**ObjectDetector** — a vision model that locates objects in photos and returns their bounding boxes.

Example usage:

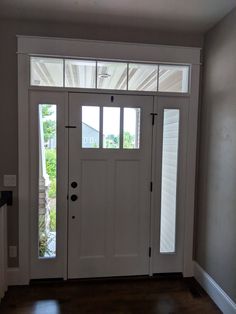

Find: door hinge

[150,113,158,125]
[150,181,153,192]
[65,125,77,128]
[67,195,69,200]
[149,247,152,257]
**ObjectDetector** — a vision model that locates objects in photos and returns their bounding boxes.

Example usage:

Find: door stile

[149,95,158,276]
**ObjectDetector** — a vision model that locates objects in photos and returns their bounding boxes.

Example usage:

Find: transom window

[30,57,190,93]
[82,106,141,149]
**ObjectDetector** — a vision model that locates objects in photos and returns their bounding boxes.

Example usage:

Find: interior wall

[0,17,203,268]
[196,7,236,302]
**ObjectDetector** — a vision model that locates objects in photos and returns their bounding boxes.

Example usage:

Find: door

[68,93,153,278]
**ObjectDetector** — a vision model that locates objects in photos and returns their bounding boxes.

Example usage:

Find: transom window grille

[31,57,190,93]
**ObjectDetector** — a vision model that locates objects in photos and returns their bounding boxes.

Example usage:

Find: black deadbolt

[71,181,78,188]
[71,194,78,201]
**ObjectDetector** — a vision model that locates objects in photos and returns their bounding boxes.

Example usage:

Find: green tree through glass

[105,132,134,148]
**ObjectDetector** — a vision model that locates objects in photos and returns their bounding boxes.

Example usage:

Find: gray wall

[0,18,203,267]
[196,8,236,302]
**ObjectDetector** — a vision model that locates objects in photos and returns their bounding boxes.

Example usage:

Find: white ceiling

[0,0,236,33]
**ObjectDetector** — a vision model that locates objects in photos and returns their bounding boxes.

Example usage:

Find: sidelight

[160,109,180,253]
[38,104,57,258]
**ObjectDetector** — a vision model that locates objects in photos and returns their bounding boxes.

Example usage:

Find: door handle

[71,194,78,201]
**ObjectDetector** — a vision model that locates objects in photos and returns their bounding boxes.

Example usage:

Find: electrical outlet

[9,246,17,258]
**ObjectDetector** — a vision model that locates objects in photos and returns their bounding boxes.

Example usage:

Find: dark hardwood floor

[0,277,221,314]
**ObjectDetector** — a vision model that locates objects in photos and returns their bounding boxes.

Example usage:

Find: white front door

[68,93,153,278]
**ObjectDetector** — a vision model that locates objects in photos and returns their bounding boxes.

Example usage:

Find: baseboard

[194,262,236,314]
[7,268,28,286]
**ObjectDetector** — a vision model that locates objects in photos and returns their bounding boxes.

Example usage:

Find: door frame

[14,36,200,285]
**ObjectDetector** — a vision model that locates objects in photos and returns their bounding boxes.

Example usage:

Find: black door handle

[71,194,78,201]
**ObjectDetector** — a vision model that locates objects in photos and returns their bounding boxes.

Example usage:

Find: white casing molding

[15,36,201,284]
[194,262,236,314]
[17,36,201,65]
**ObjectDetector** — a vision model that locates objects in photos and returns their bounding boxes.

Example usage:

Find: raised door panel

[113,160,140,257]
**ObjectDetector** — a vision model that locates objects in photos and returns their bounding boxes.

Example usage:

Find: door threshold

[153,272,183,279]
[68,275,149,283]
[67,273,183,283]
[29,273,183,285]
[30,278,64,285]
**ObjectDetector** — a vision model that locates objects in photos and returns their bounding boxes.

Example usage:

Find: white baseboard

[7,268,28,286]
[194,262,236,314]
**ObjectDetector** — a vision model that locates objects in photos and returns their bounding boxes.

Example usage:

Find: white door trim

[17,36,201,65]
[17,37,200,284]
[18,53,31,285]
[183,64,200,277]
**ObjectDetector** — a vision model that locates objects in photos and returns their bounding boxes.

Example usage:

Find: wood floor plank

[0,277,221,313]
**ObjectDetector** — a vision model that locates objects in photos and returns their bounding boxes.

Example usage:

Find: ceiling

[0,0,236,34]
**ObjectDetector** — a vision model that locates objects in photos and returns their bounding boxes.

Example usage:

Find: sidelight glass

[31,57,63,87]
[103,107,120,148]
[158,65,189,93]
[160,109,180,253]
[82,106,100,148]
[38,104,57,258]
[123,108,141,149]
